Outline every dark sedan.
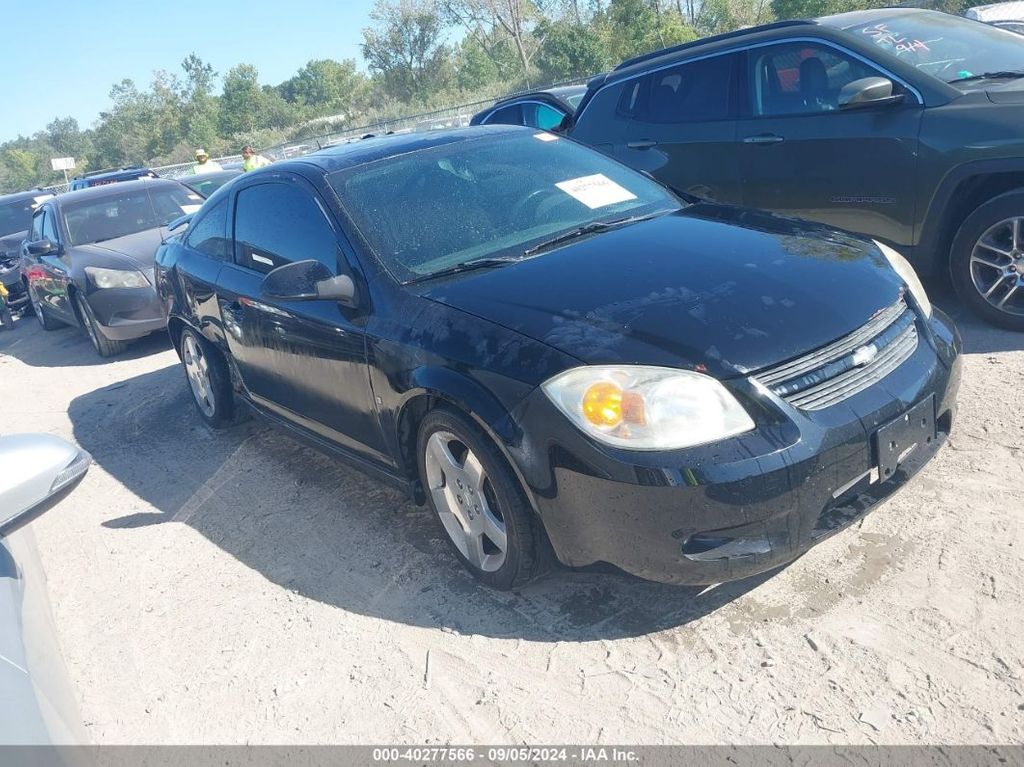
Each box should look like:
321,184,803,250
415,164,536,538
155,126,961,589
21,178,203,356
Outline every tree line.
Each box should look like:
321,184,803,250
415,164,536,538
1,0,967,193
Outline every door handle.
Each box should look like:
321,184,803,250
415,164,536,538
627,139,658,150
743,133,785,145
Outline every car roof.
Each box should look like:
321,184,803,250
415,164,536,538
0,189,54,204
53,177,185,205
285,125,524,174
73,166,154,182
186,169,242,182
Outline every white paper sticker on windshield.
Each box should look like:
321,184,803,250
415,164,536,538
32,195,51,205
533,132,559,142
180,204,202,214
186,193,202,200
556,174,637,209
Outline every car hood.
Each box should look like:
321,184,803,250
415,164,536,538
73,228,167,270
417,206,905,378
985,79,1024,103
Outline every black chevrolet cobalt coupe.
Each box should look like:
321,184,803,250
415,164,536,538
155,125,961,589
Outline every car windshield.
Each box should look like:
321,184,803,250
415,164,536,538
841,11,1024,84
63,185,203,246
0,195,50,237
329,132,680,282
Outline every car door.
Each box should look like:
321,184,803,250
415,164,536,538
735,39,924,247
23,207,75,323
619,52,743,204
215,175,389,465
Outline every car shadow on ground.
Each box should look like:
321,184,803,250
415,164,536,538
0,314,172,366
69,362,777,641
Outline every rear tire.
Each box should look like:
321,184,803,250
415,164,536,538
75,292,128,357
950,190,1024,331
179,327,242,429
416,407,550,590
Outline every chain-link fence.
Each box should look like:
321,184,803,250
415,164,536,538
38,77,587,195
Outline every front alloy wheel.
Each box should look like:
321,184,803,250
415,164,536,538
424,430,508,572
416,408,550,589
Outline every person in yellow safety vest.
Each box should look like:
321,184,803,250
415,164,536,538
191,149,223,174
241,145,271,172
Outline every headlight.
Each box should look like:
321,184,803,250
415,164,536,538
542,365,755,451
84,266,150,289
874,240,931,318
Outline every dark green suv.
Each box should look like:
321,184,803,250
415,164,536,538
569,9,1024,330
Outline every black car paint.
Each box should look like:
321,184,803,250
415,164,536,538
156,126,960,584
20,179,180,340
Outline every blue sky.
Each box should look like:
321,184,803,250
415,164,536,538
0,0,378,143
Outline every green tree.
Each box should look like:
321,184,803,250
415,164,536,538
534,19,609,82
361,0,453,102
180,54,219,149
220,64,265,136
280,58,369,117
92,79,158,167
598,0,698,63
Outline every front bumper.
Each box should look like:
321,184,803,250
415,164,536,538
86,284,167,341
508,309,962,585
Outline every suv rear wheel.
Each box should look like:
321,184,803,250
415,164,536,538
951,190,1024,331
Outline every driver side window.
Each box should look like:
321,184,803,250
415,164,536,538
233,182,339,275
750,42,885,117
30,210,45,241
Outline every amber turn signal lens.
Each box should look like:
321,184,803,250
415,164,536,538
582,382,624,427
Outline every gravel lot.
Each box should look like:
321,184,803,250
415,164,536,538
0,286,1021,745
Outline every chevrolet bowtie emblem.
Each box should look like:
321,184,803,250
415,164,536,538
852,344,879,367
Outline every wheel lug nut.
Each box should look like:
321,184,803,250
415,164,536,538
457,495,464,504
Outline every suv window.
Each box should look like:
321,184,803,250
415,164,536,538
184,198,229,260
30,210,45,241
234,182,337,274
627,54,736,124
749,42,884,117
41,210,59,243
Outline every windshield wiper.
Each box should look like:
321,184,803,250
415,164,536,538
947,70,1024,84
522,212,665,257
405,256,521,284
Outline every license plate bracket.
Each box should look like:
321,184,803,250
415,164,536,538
874,396,936,481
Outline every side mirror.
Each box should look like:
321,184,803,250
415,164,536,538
26,239,57,257
0,435,91,539
838,77,904,110
261,259,358,307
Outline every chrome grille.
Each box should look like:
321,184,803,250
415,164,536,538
753,297,919,411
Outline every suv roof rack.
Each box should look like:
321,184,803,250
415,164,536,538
614,19,815,71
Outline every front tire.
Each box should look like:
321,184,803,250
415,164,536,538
416,407,549,589
75,293,127,357
179,327,241,429
950,191,1024,331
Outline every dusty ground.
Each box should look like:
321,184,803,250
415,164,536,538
0,287,1021,745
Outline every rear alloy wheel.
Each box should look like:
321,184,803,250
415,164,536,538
29,282,62,330
179,327,242,429
951,191,1024,331
417,408,549,589
75,293,127,357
